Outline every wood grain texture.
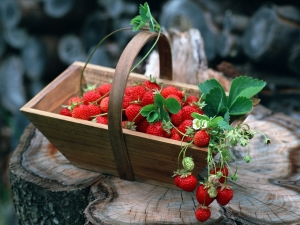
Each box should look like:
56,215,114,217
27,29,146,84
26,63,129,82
84,105,300,224
9,124,102,224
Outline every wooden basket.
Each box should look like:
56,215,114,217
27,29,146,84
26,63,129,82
21,31,249,189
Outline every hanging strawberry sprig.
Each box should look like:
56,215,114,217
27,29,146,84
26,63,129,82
80,2,161,96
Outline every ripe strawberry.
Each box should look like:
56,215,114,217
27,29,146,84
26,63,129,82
194,130,210,147
216,186,234,206
136,118,150,133
72,105,91,120
183,95,199,107
210,166,229,183
170,110,182,126
125,104,143,123
59,108,71,117
125,86,134,96
83,90,101,105
170,128,181,141
141,91,154,106
95,116,108,125
88,104,101,117
195,206,211,222
143,76,161,90
181,105,204,121
128,85,147,101
146,121,167,137
196,184,215,206
100,96,109,113
177,120,193,135
161,86,182,99
67,96,82,105
174,174,198,192
174,175,182,187
122,95,132,110
97,83,111,96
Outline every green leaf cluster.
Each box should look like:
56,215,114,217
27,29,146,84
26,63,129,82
130,2,160,32
198,76,266,118
141,94,181,123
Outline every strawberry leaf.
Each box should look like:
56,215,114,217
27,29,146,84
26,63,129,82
160,108,170,122
228,76,266,108
228,96,253,115
202,86,226,118
191,113,209,121
218,120,233,130
130,15,146,32
148,111,159,123
139,2,155,32
209,116,223,128
165,97,181,114
140,104,157,117
154,94,165,108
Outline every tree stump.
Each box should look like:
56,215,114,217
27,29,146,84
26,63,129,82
10,103,300,224
9,124,102,224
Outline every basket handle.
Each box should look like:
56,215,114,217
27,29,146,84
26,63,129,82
108,31,173,181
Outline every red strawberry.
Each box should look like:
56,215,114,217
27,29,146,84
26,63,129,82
141,91,154,106
125,86,134,96
125,104,143,123
122,95,132,110
128,85,147,101
196,184,215,206
67,96,82,105
100,96,109,113
170,110,182,126
174,175,182,187
96,116,108,125
174,174,198,192
216,186,234,206
195,206,211,222
194,130,210,147
97,83,111,96
146,121,167,137
177,120,193,135
181,105,204,121
161,86,182,99
72,105,90,120
59,108,71,117
143,76,161,90
170,128,181,141
88,104,101,117
136,118,150,133
83,90,101,104
210,166,229,183
183,95,199,107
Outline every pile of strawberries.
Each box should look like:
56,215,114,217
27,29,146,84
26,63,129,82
59,77,233,223
59,77,210,148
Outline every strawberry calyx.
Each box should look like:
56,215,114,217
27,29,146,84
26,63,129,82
172,168,191,178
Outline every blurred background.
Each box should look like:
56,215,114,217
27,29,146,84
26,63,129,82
1,0,300,224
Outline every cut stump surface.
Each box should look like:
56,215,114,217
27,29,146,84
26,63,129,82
10,104,300,224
